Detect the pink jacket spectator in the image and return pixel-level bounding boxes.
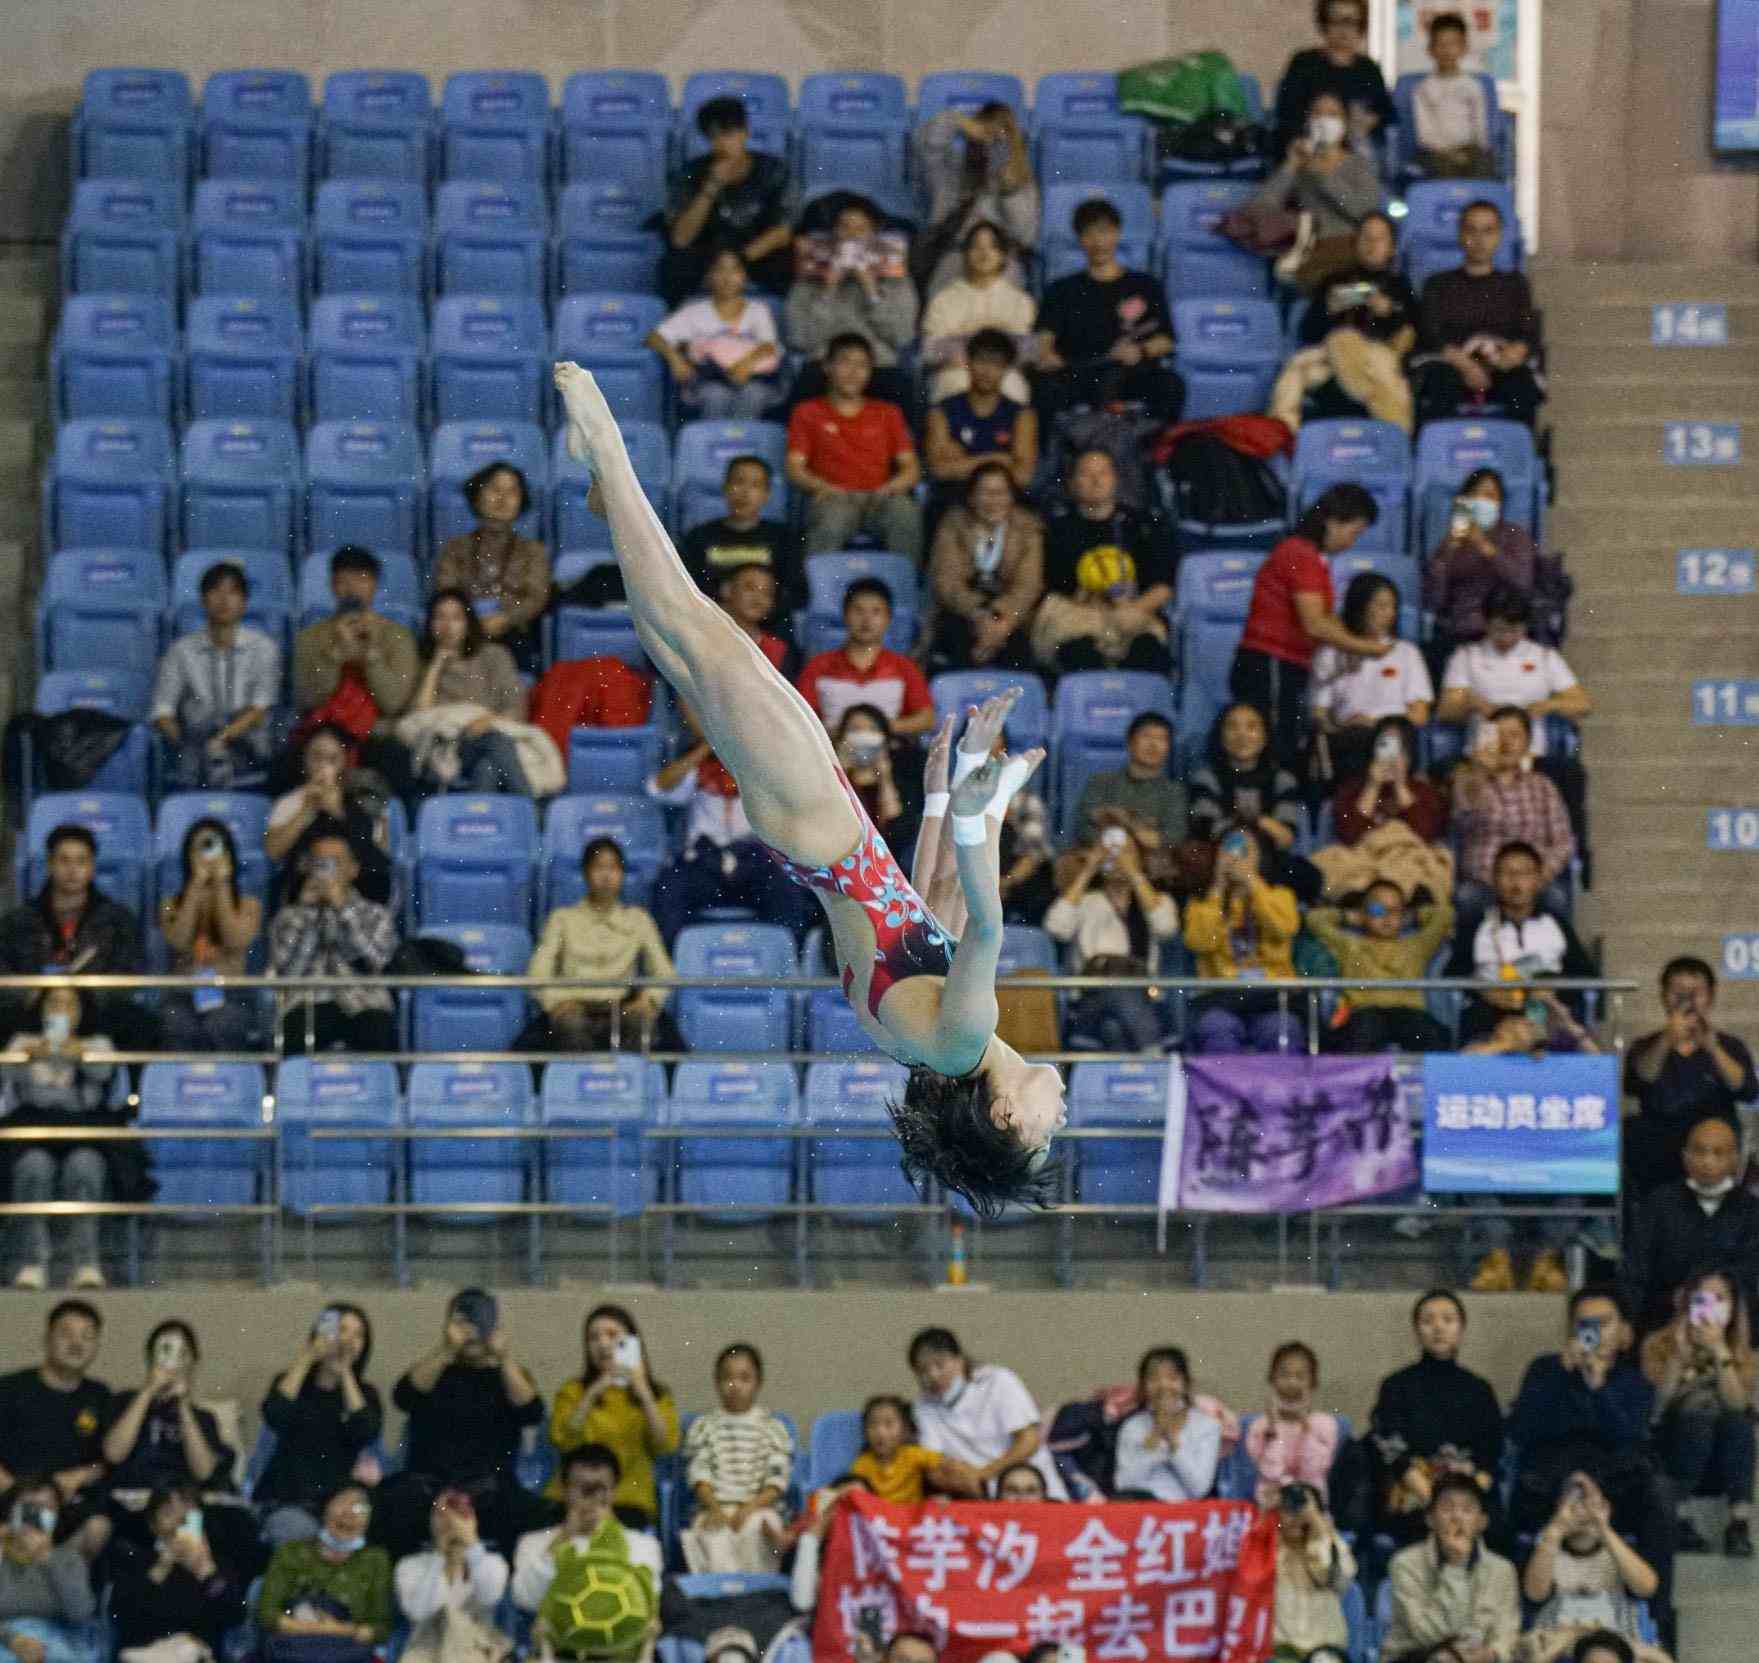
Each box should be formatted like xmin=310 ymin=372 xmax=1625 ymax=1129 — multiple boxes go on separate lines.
xmin=1243 ymin=1410 xmax=1341 ymax=1506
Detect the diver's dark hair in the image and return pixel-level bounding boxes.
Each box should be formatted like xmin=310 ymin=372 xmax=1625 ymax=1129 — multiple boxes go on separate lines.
xmin=888 ymin=1066 xmax=1061 ymax=1219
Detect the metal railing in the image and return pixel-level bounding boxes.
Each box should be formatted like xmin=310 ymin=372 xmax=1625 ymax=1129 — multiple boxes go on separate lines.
xmin=0 ymin=968 xmax=1640 ymax=1288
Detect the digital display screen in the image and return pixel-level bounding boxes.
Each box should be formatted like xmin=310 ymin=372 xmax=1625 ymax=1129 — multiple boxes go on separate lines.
xmin=1716 ymin=0 xmax=1759 ymax=150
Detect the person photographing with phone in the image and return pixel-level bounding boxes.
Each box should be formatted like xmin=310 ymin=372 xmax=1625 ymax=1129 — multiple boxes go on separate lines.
xmin=111 ymin=1483 xmax=255 ymax=1658
xmin=376 ymin=1289 xmax=544 ymax=1562
xmin=0 ymin=1477 xmax=97 ymax=1663
xmin=1641 ymin=1270 xmax=1756 ymax=1559
xmin=1522 ymin=1469 xmax=1667 ymax=1663
xmin=548 ymin=1307 xmax=679 ymax=1532
xmin=1270 ymin=1479 xmax=1356 ymax=1663
xmin=1183 ymin=826 xmax=1304 ymax=1054
xmin=158 ymin=817 xmax=264 ymax=1055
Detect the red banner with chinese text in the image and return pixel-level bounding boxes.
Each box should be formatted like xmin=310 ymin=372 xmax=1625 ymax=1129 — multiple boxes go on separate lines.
xmin=811 ymin=1492 xmax=1278 ymax=1662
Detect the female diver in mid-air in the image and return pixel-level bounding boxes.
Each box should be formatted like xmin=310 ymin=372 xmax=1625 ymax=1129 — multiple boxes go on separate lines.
xmin=553 ymin=362 xmax=1064 ymax=1214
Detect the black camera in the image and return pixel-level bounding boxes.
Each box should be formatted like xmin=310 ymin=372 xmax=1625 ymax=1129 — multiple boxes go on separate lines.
xmin=1279 ymin=1482 xmax=1313 ymax=1513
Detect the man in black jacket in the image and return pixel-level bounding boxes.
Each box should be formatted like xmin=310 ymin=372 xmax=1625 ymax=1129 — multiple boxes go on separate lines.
xmin=0 ymin=824 xmax=157 ymax=1061
xmin=1624 ymin=1114 xmax=1759 ymax=1337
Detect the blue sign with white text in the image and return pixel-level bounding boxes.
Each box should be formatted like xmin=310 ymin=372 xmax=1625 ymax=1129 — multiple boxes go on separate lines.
xmin=1693 ymin=680 xmax=1759 ymax=725
xmin=1652 ymin=303 xmax=1729 ymax=345
xmin=1664 ymin=422 xmax=1742 ymax=464
xmin=1722 ymin=934 xmax=1759 ymax=980
xmin=1422 ymin=1054 xmax=1620 ymax=1195
xmin=1677 ymin=549 xmax=1755 ymax=593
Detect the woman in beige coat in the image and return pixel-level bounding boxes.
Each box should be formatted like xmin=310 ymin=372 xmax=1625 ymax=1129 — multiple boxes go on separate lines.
xmin=923 ymin=461 xmax=1044 ymax=675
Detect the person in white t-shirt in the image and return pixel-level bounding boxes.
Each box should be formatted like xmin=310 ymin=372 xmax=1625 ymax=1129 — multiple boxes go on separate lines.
xmin=908 ymin=1326 xmax=1066 ymax=1499
xmin=645 ymin=246 xmax=785 ymax=421
xmin=1436 ymin=585 xmax=1590 ymax=759
xmin=1311 ymin=572 xmax=1433 ymax=782
xmin=512 ymin=1445 xmax=662 ymax=1633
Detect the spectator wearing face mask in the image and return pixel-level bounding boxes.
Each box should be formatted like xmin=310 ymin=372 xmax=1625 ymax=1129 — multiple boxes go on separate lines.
xmin=1381 ymin=1474 xmax=1519 ymax=1663
xmin=1623 ymin=957 xmax=1756 ymax=1202
xmin=1522 ymin=1469 xmax=1666 ymax=1663
xmin=1250 ymin=91 xmax=1383 ymax=290
xmin=1368 ymin=1290 xmax=1504 ymax=1547
xmin=1424 ymin=471 xmax=1540 ymax=672
xmin=1272 ymin=0 xmax=1398 ymax=161
xmin=258 ymin=1484 xmax=392 ymax=1660
xmin=923 ymin=463 xmax=1043 ymax=675
xmin=1112 ymin=1347 xmax=1222 ymax=1501
xmin=908 ymin=1327 xmax=1064 ymax=1500
xmin=1306 ymin=883 xmax=1455 ymax=1053
xmin=0 ymin=1475 xmax=97 ymax=1661
xmin=1640 ymin=1269 xmax=1755 ymax=1558
xmin=255 ymin=1305 xmax=383 ymax=1547
xmin=1274 ymin=212 xmax=1417 ymax=431
xmin=1624 ymin=1116 xmax=1759 ymax=1339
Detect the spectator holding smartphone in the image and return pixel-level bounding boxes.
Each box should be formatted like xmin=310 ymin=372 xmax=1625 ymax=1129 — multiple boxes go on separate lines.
xmin=158 ymin=816 xmax=264 ymax=1055
xmin=111 ymin=1483 xmax=255 ymax=1656
xmin=0 ymin=1475 xmax=97 ymax=1659
xmin=1183 ymin=825 xmax=1304 ymax=1053
xmin=103 ymin=1319 xmax=233 ymax=1498
xmin=1522 ymin=1470 xmax=1666 ymax=1663
xmin=1271 ymin=1481 xmax=1355 ymax=1663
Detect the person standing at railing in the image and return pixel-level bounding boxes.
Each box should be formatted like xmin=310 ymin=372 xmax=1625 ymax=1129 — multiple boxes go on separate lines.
xmin=267 ymin=836 xmax=398 ymax=1057
xmin=0 ymin=987 xmax=146 ymax=1294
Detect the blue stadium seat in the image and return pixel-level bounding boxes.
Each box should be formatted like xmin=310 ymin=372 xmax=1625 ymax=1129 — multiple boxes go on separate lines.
xmin=805 ymin=1408 xmax=866 ymax=1489
xmin=154 ymin=792 xmax=273 ymax=908
xmin=1035 ymin=73 xmax=1149 ymax=186
xmin=804 ymin=1059 xmax=913 ymax=1213
xmin=1401 ymin=179 xmax=1521 ymax=273
xmin=167 ymin=548 xmax=294 ymax=647
xmin=997 ymin=925 xmax=1058 ymax=978
xmin=1413 ymin=418 xmax=1541 ymax=551
xmin=558 ymin=73 xmax=670 ymax=205
xmin=802 ymin=552 xmax=919 ymax=654
xmin=179 ymin=418 xmax=302 ymax=554
xmin=304 ymin=420 xmax=426 ymax=556
xmin=311 ymin=180 xmax=429 ymax=299
xmin=1040 ymin=182 xmax=1154 ymax=284
xmin=42 ymin=418 xmax=175 ymax=556
xmin=927 ymin=670 xmax=1050 ymax=751
xmin=187 ymin=178 xmax=307 ymax=303
xmin=274 ymin=1057 xmax=400 ymax=1218
xmin=548 ymin=562 xmax=641 ymax=665
xmin=677 ymin=73 xmax=791 ymax=162
xmin=554 ymin=421 xmax=670 ymax=554
xmin=298 ymin=547 xmax=420 ymax=629
xmin=430 ymin=295 xmax=548 ymax=425
xmin=1068 ymin=1059 xmax=1170 ymax=1208
xmin=138 ymin=1062 xmax=268 ymax=1208
xmin=414 ymin=793 xmax=539 ymax=929
xmin=554 ymin=181 xmax=665 ymax=298
xmin=183 ymin=295 xmax=302 ymax=424
xmin=566 ymin=724 xmax=663 ymax=796
xmin=553 ymin=292 xmax=669 ymax=426
xmin=1159 ymin=181 xmax=1270 ymax=299
xmin=671 ymin=420 xmax=789 ymax=535
xmin=543 ymin=1056 xmax=668 ymax=1216
xmin=541 ymin=794 xmax=667 ymax=911
xmin=1291 ymin=419 xmax=1412 ymax=553
xmin=1175 ymin=615 xmax=1242 ymax=771
xmin=427 ymin=419 xmax=548 ymax=548
xmin=433 ymin=179 xmax=548 ymax=298
xmin=796 ymin=73 xmax=910 ymax=201
xmin=439 ymin=71 xmax=551 ymax=184
xmin=50 ymin=293 xmax=177 ymax=423
xmin=31 ymin=671 xmax=152 ymax=796
xmin=672 ymin=923 xmax=796 ymax=1053
xmin=1174 ymin=550 xmax=1265 ymax=625
xmin=59 ymin=179 xmax=182 ymax=302
xmin=18 ymin=793 xmax=152 ymax=914
xmin=1172 ymin=298 xmax=1284 ymax=420
xmin=74 ymin=68 xmax=193 ymax=184
xmin=1391 ymin=71 xmax=1509 ymax=184
xmin=917 ymin=71 xmax=1026 ymax=122
xmin=307 ymin=293 xmax=425 ymax=425
xmin=805 ymin=990 xmax=877 ymax=1056
xmin=408 ymin=923 xmax=533 ymax=1054
xmin=406 ymin=1062 xmax=534 ymax=1216
xmin=200 ymin=70 xmax=313 ymax=194
xmin=35 ymin=548 xmax=166 ymax=678
xmin=318 ymin=71 xmax=433 ymax=184
xmin=669 ymin=1060 xmax=799 ymax=1214
xmin=1049 ymin=671 xmax=1178 ymax=830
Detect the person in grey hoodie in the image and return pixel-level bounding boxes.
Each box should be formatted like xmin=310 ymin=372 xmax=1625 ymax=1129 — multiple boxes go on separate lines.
xmin=784 ymin=196 xmax=919 ymax=407
xmin=0 ymin=1477 xmax=96 ymax=1663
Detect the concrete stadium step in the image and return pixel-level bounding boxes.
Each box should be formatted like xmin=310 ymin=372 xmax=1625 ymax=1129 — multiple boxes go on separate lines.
xmin=1532 ymin=261 xmax=1759 ymax=304
xmin=1554 ymin=420 xmax=1759 ymax=463
xmin=1547 ymin=376 xmax=1759 ymax=420
xmin=1589 ymin=672 xmax=1759 ymax=719
xmin=1548 ymin=498 xmax=1759 ymax=546
xmin=1558 ymin=540 xmax=1759 ymax=582
xmin=1577 ymin=756 xmax=1757 ymax=804
xmin=1542 ymin=313 xmax=1759 ymax=356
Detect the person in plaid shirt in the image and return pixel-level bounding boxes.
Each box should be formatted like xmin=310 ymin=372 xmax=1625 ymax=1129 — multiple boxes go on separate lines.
xmin=1449 ymin=705 xmax=1574 ymax=898
xmin=269 ymin=835 xmax=398 ymax=1055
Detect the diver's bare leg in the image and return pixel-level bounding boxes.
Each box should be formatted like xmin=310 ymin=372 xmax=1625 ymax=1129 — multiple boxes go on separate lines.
xmin=554 ymin=363 xmax=856 ymax=864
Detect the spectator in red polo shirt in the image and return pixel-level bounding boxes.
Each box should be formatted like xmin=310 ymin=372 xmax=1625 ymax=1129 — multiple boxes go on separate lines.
xmin=1230 ymin=482 xmax=1390 ymax=766
xmin=786 ymin=333 xmax=924 ymax=562
xmin=796 ymin=577 xmax=935 ymax=738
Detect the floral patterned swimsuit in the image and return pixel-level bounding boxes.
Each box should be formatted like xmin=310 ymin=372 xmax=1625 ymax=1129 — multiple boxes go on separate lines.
xmin=770 ymin=774 xmax=955 ymax=1020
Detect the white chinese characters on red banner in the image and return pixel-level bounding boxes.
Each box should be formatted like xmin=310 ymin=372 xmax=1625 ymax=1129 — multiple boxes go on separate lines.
xmin=812 ymin=1492 xmax=1278 ymax=1663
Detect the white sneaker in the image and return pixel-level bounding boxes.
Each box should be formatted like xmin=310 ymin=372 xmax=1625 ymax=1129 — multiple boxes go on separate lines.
xmin=71 ymin=1264 xmax=106 ymax=1290
xmin=12 ymin=1264 xmax=46 ymax=1290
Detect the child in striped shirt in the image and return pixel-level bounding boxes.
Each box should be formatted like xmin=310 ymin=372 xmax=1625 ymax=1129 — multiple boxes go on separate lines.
xmin=681 ymin=1343 xmax=796 ymax=1574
